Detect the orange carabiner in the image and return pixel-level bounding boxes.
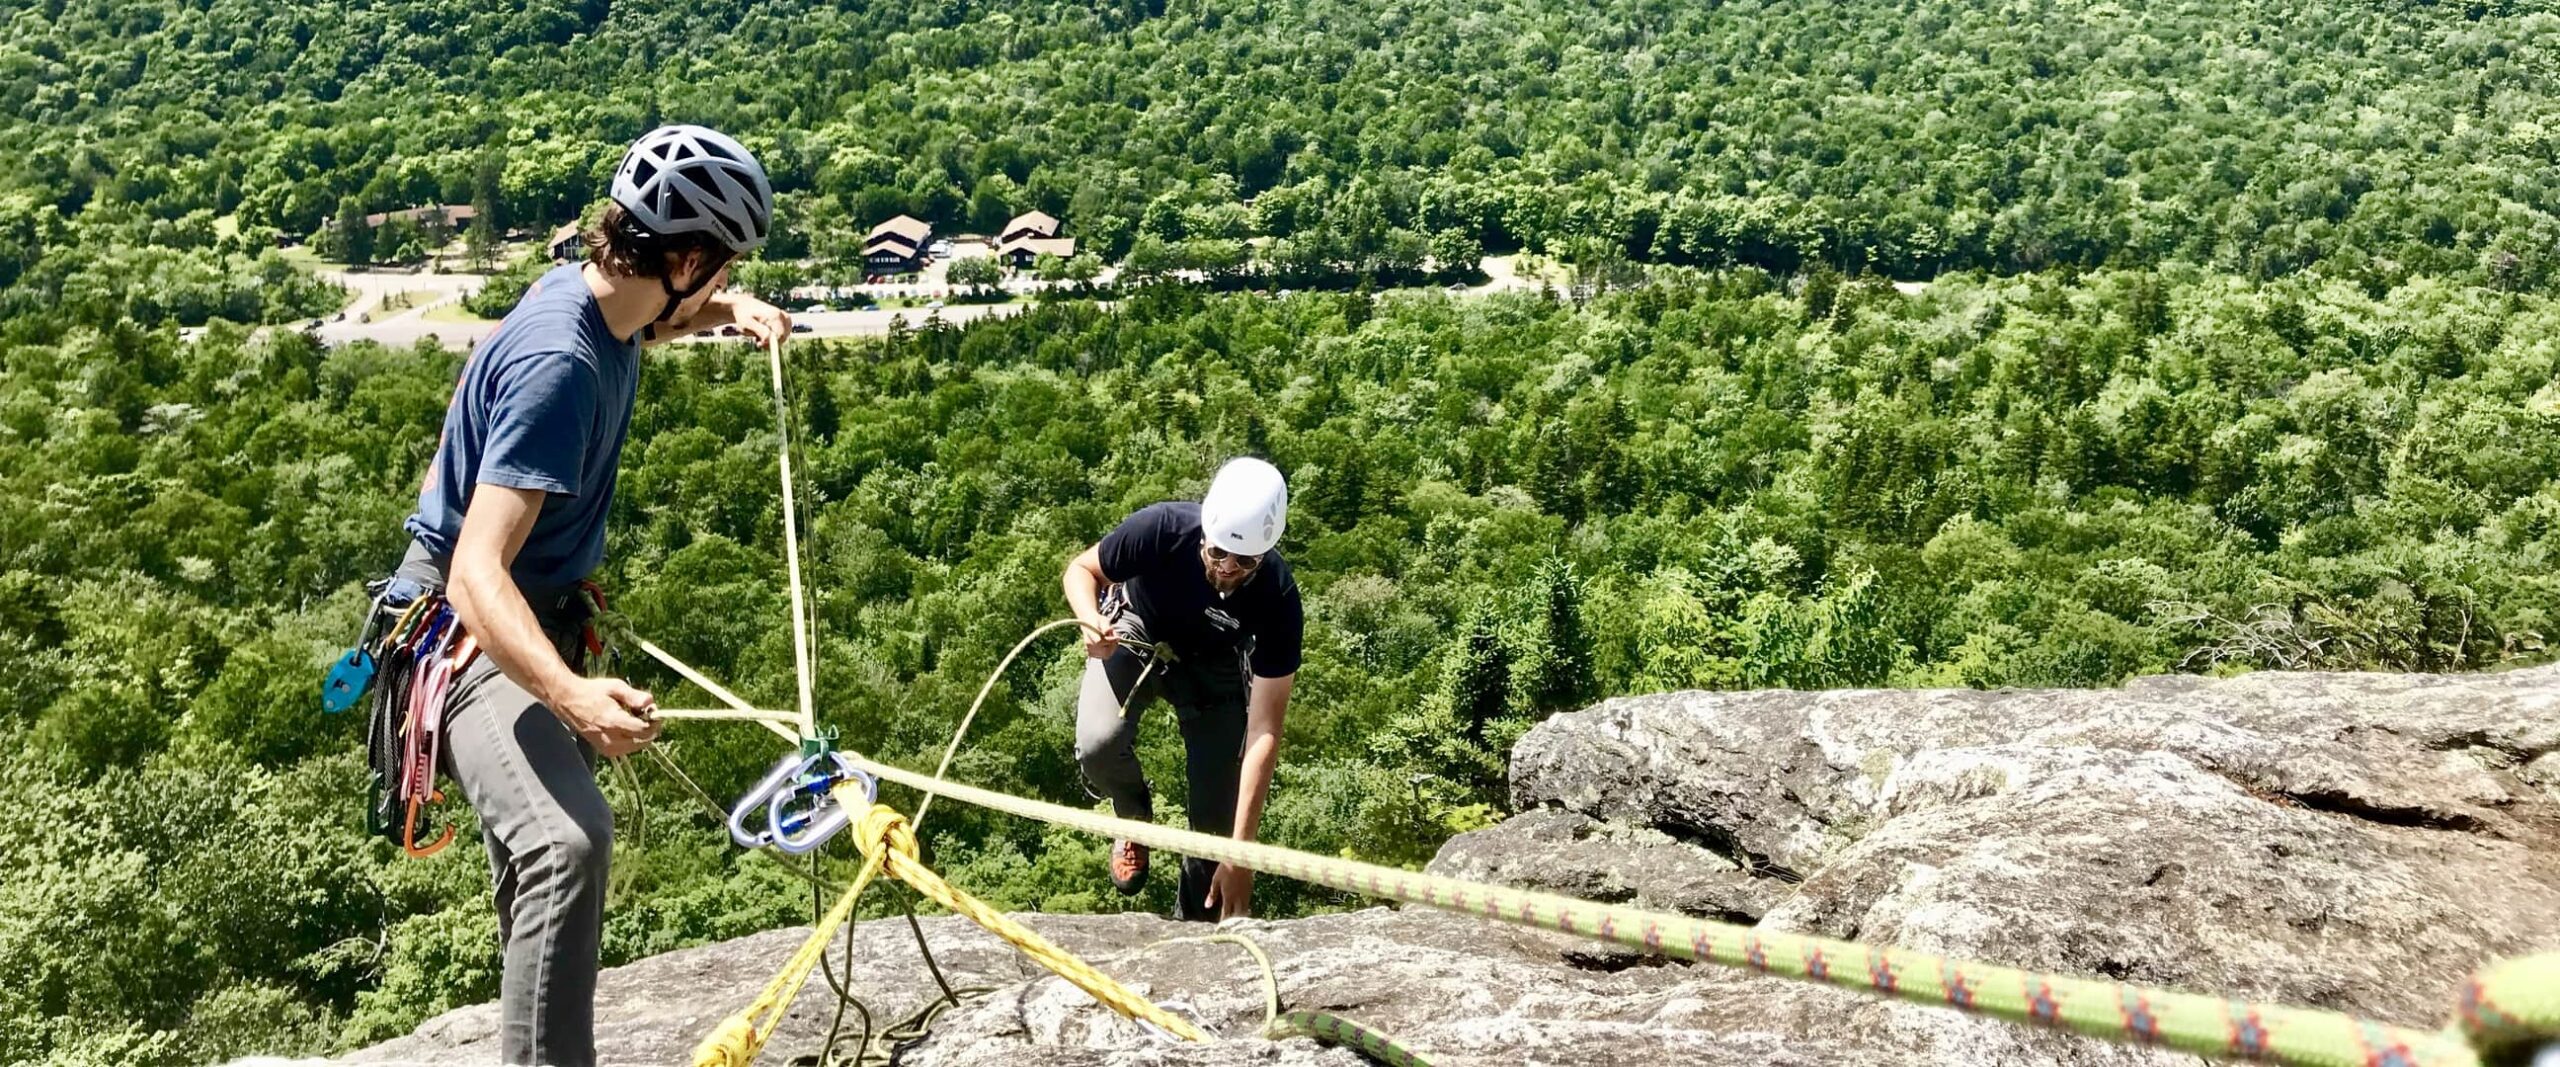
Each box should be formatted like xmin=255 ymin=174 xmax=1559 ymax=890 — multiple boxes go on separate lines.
xmin=403 ymin=789 xmax=455 ymax=858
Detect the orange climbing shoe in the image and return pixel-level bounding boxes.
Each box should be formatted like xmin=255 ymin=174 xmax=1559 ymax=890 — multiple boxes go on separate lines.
xmin=1109 ymin=840 xmax=1150 ymax=895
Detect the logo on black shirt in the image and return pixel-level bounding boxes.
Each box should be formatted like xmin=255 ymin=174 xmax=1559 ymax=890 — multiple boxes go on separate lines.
xmin=1203 ymin=607 xmax=1241 ymax=632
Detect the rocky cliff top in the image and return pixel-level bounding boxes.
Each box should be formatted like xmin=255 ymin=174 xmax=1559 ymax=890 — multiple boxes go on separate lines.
xmin=255 ymin=666 xmax=2560 ymax=1066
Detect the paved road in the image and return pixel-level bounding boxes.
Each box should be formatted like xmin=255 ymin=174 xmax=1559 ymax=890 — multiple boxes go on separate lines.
xmin=311 ymin=296 xmax=1032 ymax=350
xmin=294 ymin=254 xmax=1638 ymax=352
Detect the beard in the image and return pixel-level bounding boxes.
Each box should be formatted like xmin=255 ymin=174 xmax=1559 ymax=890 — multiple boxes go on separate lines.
xmin=1204 ymin=564 xmax=1249 ymax=594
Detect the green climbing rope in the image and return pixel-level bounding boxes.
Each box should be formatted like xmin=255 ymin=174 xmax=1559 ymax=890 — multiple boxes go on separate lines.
xmin=626 ymin=633 xmax=2560 ymax=1067
xmin=1151 ymin=933 xmax=1433 ymax=1067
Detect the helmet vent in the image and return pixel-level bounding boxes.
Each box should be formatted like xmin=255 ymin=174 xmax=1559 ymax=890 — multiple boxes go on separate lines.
xmin=609 ymin=125 xmax=775 ymax=254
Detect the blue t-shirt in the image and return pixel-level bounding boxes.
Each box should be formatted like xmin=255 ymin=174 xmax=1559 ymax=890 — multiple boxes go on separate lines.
xmin=406 ymin=265 xmax=639 ymax=590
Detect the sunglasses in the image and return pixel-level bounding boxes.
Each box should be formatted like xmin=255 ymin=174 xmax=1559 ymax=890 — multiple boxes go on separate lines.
xmin=1204 ymin=544 xmax=1264 ymax=570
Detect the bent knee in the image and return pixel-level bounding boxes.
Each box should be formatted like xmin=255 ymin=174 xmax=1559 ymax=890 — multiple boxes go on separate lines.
xmin=530 ymin=813 xmax=614 ymax=880
xmin=1075 ymin=730 xmax=1144 ymax=781
xmin=1073 ymin=732 xmax=1124 ymax=771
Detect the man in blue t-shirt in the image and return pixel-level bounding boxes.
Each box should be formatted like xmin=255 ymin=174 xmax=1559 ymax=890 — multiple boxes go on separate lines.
xmin=387 ymin=125 xmax=790 ymax=1067
xmin=1060 ymin=458 xmax=1303 ymax=921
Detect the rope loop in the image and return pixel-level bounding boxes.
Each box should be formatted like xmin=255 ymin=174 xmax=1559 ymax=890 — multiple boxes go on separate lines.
xmin=689 ymin=1015 xmax=760 ymax=1067
xmin=850 ymin=798 xmax=919 ymax=865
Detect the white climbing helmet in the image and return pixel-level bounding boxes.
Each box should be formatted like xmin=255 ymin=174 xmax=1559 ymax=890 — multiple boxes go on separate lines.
xmin=1199 ymin=457 xmax=1288 ymax=557
xmin=608 ymin=124 xmax=774 ymax=254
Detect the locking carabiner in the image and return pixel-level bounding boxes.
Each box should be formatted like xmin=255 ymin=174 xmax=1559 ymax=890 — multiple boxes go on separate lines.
xmin=727 ymin=748 xmax=877 ymax=855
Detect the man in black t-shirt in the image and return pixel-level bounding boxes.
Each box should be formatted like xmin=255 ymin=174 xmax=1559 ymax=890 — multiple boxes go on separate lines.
xmin=1061 ymin=458 xmax=1303 ymax=920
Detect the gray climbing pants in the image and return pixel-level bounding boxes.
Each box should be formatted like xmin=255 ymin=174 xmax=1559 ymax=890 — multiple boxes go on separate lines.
xmin=397 ymin=545 xmax=608 ymax=1067
xmin=1073 ymin=638 xmax=1251 ymax=923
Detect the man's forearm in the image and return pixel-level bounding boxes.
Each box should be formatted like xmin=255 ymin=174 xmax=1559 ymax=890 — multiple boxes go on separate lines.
xmin=638 ymin=295 xmax=740 ymax=348
xmin=450 ymin=557 xmax=583 ymax=706
xmin=1231 ymin=673 xmax=1293 ymax=841
xmin=1233 ymin=732 xmax=1279 ymax=841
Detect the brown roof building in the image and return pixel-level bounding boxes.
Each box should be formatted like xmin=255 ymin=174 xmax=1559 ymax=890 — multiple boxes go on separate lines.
xmin=547 ymin=223 xmax=584 ymax=263
xmin=999 ymin=210 xmax=1060 ymax=245
xmin=865 ymin=215 xmax=933 ymax=273
xmin=868 ymin=215 xmax=932 ymax=245
xmin=361 ymin=205 xmax=476 ymax=230
xmin=999 ymin=236 xmax=1077 ymax=270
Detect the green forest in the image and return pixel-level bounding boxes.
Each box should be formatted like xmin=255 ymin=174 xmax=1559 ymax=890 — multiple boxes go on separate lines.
xmin=13 ymin=0 xmax=2560 ymax=295
xmin=6 ymin=0 xmax=2560 ymax=1063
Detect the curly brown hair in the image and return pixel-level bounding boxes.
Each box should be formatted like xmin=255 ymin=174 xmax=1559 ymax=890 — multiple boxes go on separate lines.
xmin=582 ymin=203 xmax=732 ymax=279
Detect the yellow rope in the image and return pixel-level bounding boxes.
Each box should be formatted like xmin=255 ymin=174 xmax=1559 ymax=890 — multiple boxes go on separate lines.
xmin=649 ymin=707 xmax=806 ymax=725
xmin=759 ymin=335 xmax=819 ymax=741
xmin=911 ymin=617 xmax=1085 ymax=831
xmin=635 ymin=641 xmax=2559 ymax=1067
xmin=635 ymin=635 xmax=1206 ymax=1058
xmin=836 ymin=784 xmax=1210 ymax=1043
xmin=691 ymin=836 xmax=890 ymax=1067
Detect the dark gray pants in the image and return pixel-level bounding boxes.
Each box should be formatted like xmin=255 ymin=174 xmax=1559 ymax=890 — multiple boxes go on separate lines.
xmin=400 ymin=546 xmax=607 ymax=1067
xmin=441 ymin=638 xmax=607 ymax=1067
xmin=1073 ymin=645 xmax=1249 ymax=922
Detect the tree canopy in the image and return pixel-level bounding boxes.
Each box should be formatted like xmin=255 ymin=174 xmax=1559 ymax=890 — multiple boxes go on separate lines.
xmin=10 ymin=0 xmax=2560 ymax=283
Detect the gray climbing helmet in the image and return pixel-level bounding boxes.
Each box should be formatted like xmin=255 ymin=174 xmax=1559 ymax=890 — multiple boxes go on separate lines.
xmin=608 ymin=125 xmax=773 ymax=254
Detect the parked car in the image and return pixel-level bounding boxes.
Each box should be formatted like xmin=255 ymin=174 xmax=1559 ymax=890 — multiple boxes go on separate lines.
xmin=926 ymin=300 xmax=944 ymax=310
xmin=719 ymin=324 xmax=741 ymax=336
xmin=791 ymin=323 xmax=814 ymax=334
xmin=694 ymin=329 xmax=715 ymax=337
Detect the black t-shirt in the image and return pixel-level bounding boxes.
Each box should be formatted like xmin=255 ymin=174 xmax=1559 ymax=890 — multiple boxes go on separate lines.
xmin=1098 ymin=501 xmax=1304 ymax=678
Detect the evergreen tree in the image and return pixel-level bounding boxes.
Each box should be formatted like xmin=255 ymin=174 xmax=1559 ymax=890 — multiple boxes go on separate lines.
xmin=1523 ymin=557 xmax=1595 ymax=710
xmin=1443 ymin=604 xmax=1512 ymax=746
xmin=470 ymin=153 xmax=507 ymax=235
xmin=334 ymin=198 xmax=373 ymax=265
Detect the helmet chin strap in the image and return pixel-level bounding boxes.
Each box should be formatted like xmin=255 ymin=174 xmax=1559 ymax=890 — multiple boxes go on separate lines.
xmin=655 ymin=251 xmax=735 ymax=324
xmin=656 ymin=267 xmax=711 ymax=324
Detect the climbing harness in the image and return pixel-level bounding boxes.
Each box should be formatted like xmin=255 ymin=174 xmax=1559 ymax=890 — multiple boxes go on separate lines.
xmin=1098 ymin=585 xmax=1166 ymax=721
xmin=336 ymin=575 xmax=605 ymax=860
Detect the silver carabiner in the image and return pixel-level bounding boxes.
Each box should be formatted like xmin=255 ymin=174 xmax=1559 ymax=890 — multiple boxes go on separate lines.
xmin=727 ymin=749 xmax=877 ymax=854
xmin=766 ymin=752 xmax=876 ymax=855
